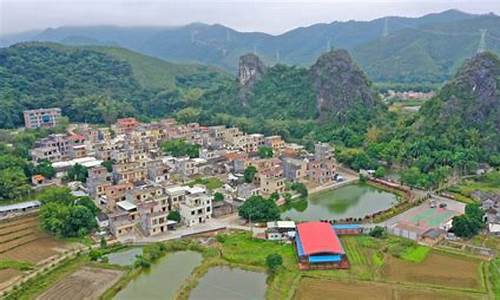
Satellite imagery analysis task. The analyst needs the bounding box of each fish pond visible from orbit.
[281,183,399,221]
[189,266,267,300]
[107,247,143,266]
[114,251,203,300]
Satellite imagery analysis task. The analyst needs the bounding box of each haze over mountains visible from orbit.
[2,9,500,86]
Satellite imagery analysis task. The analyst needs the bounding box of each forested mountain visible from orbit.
[414,52,500,164]
[1,10,499,86]
[0,42,231,128]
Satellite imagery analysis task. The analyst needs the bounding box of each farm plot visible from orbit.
[36,267,123,300]
[382,251,482,289]
[294,278,484,300]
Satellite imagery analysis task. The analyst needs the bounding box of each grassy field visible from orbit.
[448,171,500,203]
[187,177,224,191]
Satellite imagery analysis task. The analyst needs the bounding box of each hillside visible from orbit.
[88,46,230,90]
[352,14,500,85]
[415,51,500,160]
[1,10,498,86]
[0,42,232,128]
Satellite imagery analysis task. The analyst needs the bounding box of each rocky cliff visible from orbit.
[417,51,500,153]
[310,49,379,122]
[238,53,267,87]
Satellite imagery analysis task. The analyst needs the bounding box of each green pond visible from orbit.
[189,266,267,300]
[107,247,143,266]
[115,251,203,300]
[281,183,398,221]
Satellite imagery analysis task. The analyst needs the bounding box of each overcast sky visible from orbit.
[1,0,500,35]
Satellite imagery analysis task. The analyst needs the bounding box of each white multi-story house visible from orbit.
[180,186,212,227]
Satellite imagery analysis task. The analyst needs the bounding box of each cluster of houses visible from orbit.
[473,191,500,235]
[28,112,338,239]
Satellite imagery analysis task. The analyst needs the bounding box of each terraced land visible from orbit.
[36,267,123,300]
[0,214,74,288]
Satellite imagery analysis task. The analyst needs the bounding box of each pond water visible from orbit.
[281,183,398,221]
[115,251,203,300]
[189,266,267,300]
[107,248,143,266]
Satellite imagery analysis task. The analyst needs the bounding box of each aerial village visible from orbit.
[0,106,498,299]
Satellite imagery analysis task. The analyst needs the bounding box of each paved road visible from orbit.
[120,214,265,244]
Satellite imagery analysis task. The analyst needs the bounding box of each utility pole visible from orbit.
[382,17,389,37]
[477,29,487,53]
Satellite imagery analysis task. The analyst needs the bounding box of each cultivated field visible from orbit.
[36,267,123,300]
[295,278,484,300]
[382,252,482,289]
[0,215,71,264]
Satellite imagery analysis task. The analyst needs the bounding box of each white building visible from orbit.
[179,186,212,227]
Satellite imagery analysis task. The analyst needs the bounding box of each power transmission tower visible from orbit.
[326,40,331,51]
[382,18,389,37]
[226,29,231,42]
[253,45,257,55]
[275,49,280,63]
[477,29,487,53]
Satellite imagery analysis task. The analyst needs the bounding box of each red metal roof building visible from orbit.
[295,221,349,270]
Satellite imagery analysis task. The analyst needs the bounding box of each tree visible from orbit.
[257,146,273,158]
[374,166,385,179]
[39,188,98,237]
[452,203,484,238]
[100,236,108,249]
[369,226,386,238]
[266,253,283,272]
[0,167,30,201]
[32,160,55,179]
[66,163,88,182]
[167,210,181,222]
[38,186,75,205]
[290,182,308,198]
[75,196,99,215]
[161,139,200,158]
[101,160,114,172]
[244,166,257,183]
[400,167,422,187]
[213,192,224,202]
[238,195,280,222]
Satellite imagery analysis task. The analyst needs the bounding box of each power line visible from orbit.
[477,29,487,53]
[382,18,389,37]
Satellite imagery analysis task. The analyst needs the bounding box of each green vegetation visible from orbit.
[32,160,55,179]
[213,192,224,202]
[257,146,273,158]
[39,187,98,237]
[238,195,280,222]
[101,160,114,172]
[167,210,181,222]
[161,138,200,158]
[243,165,257,183]
[290,182,308,198]
[452,203,485,238]
[3,256,88,300]
[400,246,431,263]
[266,254,283,272]
[0,259,33,271]
[489,259,500,299]
[369,226,386,239]
[65,163,88,183]
[188,177,223,190]
[0,42,231,128]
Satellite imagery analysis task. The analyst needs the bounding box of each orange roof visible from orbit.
[32,174,45,181]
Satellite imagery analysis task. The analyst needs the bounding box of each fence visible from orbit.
[386,225,420,241]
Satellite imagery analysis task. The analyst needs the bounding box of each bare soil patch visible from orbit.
[295,278,392,300]
[295,278,484,300]
[0,269,22,288]
[36,267,123,300]
[382,252,481,289]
